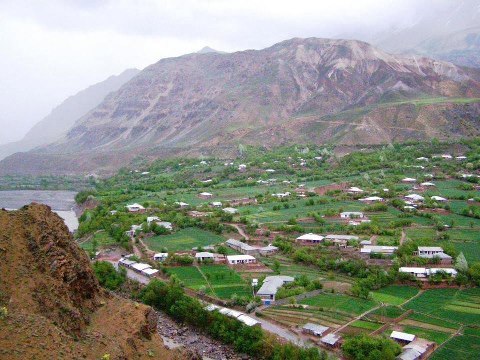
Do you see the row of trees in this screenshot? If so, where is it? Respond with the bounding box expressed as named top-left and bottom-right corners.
top-left (140, 279), bottom-right (328, 360)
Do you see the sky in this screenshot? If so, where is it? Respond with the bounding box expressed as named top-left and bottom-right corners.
top-left (0, 0), bottom-right (469, 144)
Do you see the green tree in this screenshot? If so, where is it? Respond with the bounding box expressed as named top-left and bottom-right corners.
top-left (92, 261), bottom-right (126, 290)
top-left (342, 334), bottom-right (401, 360)
top-left (455, 252), bottom-right (469, 273)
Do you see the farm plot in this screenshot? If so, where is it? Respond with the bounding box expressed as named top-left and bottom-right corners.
top-left (199, 265), bottom-right (251, 299)
top-left (404, 288), bottom-right (480, 326)
top-left (369, 306), bottom-right (405, 320)
top-left (144, 227), bottom-right (226, 252)
top-left (370, 286), bottom-right (419, 306)
top-left (80, 231), bottom-right (116, 252)
top-left (260, 305), bottom-right (354, 329)
top-left (430, 328), bottom-right (480, 360)
top-left (166, 266), bottom-right (211, 293)
top-left (300, 293), bottom-right (377, 315)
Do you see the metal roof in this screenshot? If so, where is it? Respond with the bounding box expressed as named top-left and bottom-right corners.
top-left (321, 333), bottom-right (341, 345)
top-left (390, 331), bottom-right (415, 342)
top-left (302, 323), bottom-right (329, 335)
top-left (257, 276), bottom-right (294, 296)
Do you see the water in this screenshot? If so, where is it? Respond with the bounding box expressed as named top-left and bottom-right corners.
top-left (0, 190), bottom-right (79, 231)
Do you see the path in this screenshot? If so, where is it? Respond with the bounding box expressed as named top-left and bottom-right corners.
top-left (195, 265), bottom-right (216, 296)
top-left (333, 305), bottom-right (381, 334)
top-left (370, 235), bottom-right (378, 245)
top-left (229, 223), bottom-right (249, 240)
top-left (400, 229), bottom-right (407, 245)
top-left (399, 289), bottom-right (424, 307)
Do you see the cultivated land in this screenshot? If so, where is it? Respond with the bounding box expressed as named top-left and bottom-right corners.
top-left (47, 139), bottom-right (480, 359)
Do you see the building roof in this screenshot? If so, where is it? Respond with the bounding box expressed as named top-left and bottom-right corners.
top-left (257, 276), bottom-right (294, 296)
top-left (420, 182), bottom-right (435, 186)
top-left (296, 233), bottom-right (324, 241)
top-left (326, 234), bottom-right (359, 241)
top-left (126, 203), bottom-right (145, 209)
top-left (223, 207), bottom-right (238, 213)
top-left (396, 348), bottom-right (422, 360)
top-left (399, 267), bottom-right (427, 274)
top-left (119, 258), bottom-right (136, 266)
top-left (260, 245), bottom-right (278, 251)
top-left (195, 252), bottom-right (214, 258)
top-left (200, 192), bottom-right (213, 196)
top-left (402, 178), bottom-right (417, 182)
top-left (211, 201), bottom-right (222, 206)
top-left (142, 268), bottom-right (159, 276)
top-left (341, 211), bottom-right (364, 216)
top-left (225, 239), bottom-right (257, 251)
top-left (418, 246), bottom-right (444, 252)
top-left (227, 255), bottom-right (256, 261)
top-left (131, 263), bottom-right (152, 271)
top-left (431, 196), bottom-right (447, 201)
top-left (361, 245), bottom-right (398, 254)
top-left (347, 187), bottom-right (364, 192)
top-left (405, 194), bottom-right (425, 201)
top-left (321, 333), bottom-right (341, 345)
top-left (419, 252), bottom-right (452, 259)
top-left (302, 323), bottom-right (329, 335)
top-left (359, 196), bottom-right (384, 202)
top-left (391, 331), bottom-right (415, 342)
top-left (154, 253), bottom-right (168, 258)
top-left (237, 314), bottom-right (260, 327)
top-left (427, 268), bottom-right (457, 276)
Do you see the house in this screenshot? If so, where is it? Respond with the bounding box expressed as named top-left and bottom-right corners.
top-left (391, 331), bottom-right (415, 344)
top-left (204, 304), bottom-right (260, 327)
top-left (420, 182), bottom-right (435, 187)
top-left (142, 268), bottom-right (159, 277)
top-left (126, 203), bottom-right (145, 213)
top-left (399, 267), bottom-right (428, 278)
top-left (402, 178), bottom-right (417, 183)
top-left (415, 246), bottom-right (452, 264)
top-left (227, 255), bottom-right (257, 265)
top-left (126, 224), bottom-right (142, 237)
top-left (156, 221), bottom-right (173, 231)
top-left (427, 268), bottom-right (457, 277)
top-left (296, 233), bottom-right (324, 244)
top-left (223, 207), bottom-right (238, 214)
top-left (360, 240), bottom-right (372, 246)
top-left (456, 156), bottom-right (467, 161)
top-left (195, 252), bottom-right (215, 262)
top-left (340, 211), bottom-right (364, 219)
top-left (349, 219), bottom-right (371, 226)
top-left (346, 186), bottom-right (364, 194)
top-left (265, 169), bottom-right (276, 173)
top-left (141, 171), bottom-right (150, 175)
top-left (361, 245), bottom-right (398, 255)
top-left (230, 197), bottom-right (257, 206)
top-left (225, 239), bottom-right (259, 255)
top-left (211, 201), bottom-right (223, 208)
top-left (147, 216), bottom-right (160, 224)
top-left (201, 179), bottom-right (213, 184)
top-left (272, 192), bottom-right (291, 198)
top-left (238, 164), bottom-right (247, 172)
top-left (153, 253), bottom-right (168, 262)
top-left (431, 196), bottom-right (447, 202)
top-left (175, 201), bottom-right (190, 208)
top-left (416, 157), bottom-right (429, 161)
top-left (131, 263), bottom-right (152, 273)
top-left (256, 275), bottom-right (294, 304)
top-left (302, 323), bottom-right (329, 337)
top-left (325, 234), bottom-right (359, 242)
top-left (118, 258), bottom-right (136, 268)
top-left (397, 339), bottom-right (434, 360)
top-left (258, 245), bottom-right (279, 256)
top-left (321, 333), bottom-right (341, 348)
top-left (405, 194), bottom-right (425, 202)
top-left (359, 196), bottom-right (384, 203)
top-left (199, 192), bottom-right (213, 199)
top-left (188, 210), bottom-right (210, 218)
top-left (441, 154), bottom-right (452, 160)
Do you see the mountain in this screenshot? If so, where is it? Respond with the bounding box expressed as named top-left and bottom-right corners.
top-left (0, 68), bottom-right (140, 161)
top-left (1, 37), bottom-right (480, 175)
top-left (0, 204), bottom-right (183, 359)
top-left (197, 46), bottom-right (225, 54)
top-left (370, 0), bottom-right (480, 68)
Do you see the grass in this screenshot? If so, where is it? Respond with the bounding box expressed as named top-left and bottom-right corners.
top-left (144, 227), bottom-right (226, 252)
top-left (370, 306), bottom-right (405, 319)
top-left (370, 286), bottom-right (419, 306)
top-left (407, 312), bottom-right (460, 330)
top-left (351, 320), bottom-right (383, 331)
top-left (430, 328), bottom-right (480, 360)
top-left (166, 265), bottom-right (250, 299)
top-left (404, 288), bottom-right (480, 326)
top-left (80, 231), bottom-right (116, 251)
top-left (300, 293), bottom-right (377, 315)
top-left (401, 325), bottom-right (451, 344)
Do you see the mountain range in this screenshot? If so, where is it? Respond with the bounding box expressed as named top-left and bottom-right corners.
top-left (1, 37), bottom-right (480, 175)
top-left (0, 68), bottom-right (139, 161)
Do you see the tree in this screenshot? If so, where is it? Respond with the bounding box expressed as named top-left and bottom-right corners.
top-left (342, 334), bottom-right (401, 360)
top-left (455, 252), bottom-right (469, 273)
top-left (272, 260), bottom-right (281, 274)
top-left (468, 262), bottom-right (480, 286)
top-left (93, 261), bottom-right (126, 290)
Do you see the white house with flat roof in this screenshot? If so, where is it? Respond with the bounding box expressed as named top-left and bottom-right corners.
top-left (405, 194), bottom-right (425, 202)
top-left (391, 331), bottom-right (415, 343)
top-left (359, 196), bottom-right (384, 203)
top-left (431, 196), bottom-right (447, 202)
top-left (296, 233), bottom-right (324, 244)
top-left (153, 253), bottom-right (168, 262)
top-left (402, 178), bottom-right (417, 183)
top-left (126, 203), bottom-right (145, 212)
top-left (227, 255), bottom-right (257, 265)
top-left (340, 211), bottom-right (364, 219)
top-left (256, 275), bottom-right (294, 304)
top-left (195, 252), bottom-right (215, 262)
top-left (302, 323), bottom-right (329, 337)
top-left (361, 245), bottom-right (398, 255)
top-left (347, 186), bottom-right (364, 194)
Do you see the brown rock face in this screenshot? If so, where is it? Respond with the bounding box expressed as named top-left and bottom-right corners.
top-left (0, 203), bottom-right (101, 335)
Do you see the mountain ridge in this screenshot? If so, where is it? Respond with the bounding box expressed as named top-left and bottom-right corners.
top-left (1, 37), bottom-right (480, 175)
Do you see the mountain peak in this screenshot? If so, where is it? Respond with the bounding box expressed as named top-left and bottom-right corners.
top-left (197, 46), bottom-right (224, 54)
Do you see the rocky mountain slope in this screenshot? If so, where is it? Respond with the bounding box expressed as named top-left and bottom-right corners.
top-left (2, 37), bottom-right (480, 175)
top-left (0, 68), bottom-right (140, 161)
top-left (0, 204), bottom-right (183, 359)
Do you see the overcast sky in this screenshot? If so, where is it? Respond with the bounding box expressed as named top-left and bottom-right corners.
top-left (0, 0), bottom-right (467, 144)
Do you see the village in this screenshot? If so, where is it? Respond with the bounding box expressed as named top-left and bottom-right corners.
top-left (76, 141), bottom-right (480, 360)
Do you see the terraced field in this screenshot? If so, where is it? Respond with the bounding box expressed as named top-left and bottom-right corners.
top-left (144, 227), bottom-right (226, 252)
top-left (300, 293), bottom-right (377, 314)
top-left (370, 286), bottom-right (419, 305)
top-left (431, 328), bottom-right (480, 360)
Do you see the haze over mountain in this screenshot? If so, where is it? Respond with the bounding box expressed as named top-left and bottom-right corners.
top-left (1, 37), bottom-right (479, 175)
top-left (0, 68), bottom-right (139, 161)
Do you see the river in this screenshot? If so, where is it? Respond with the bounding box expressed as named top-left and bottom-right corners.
top-left (0, 190), bottom-right (79, 232)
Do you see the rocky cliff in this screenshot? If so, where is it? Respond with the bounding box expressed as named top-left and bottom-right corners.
top-left (0, 204), bottom-right (183, 359)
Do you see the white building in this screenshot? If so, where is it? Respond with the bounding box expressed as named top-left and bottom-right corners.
top-left (156, 221), bottom-right (173, 231)
top-left (175, 201), bottom-right (190, 208)
top-left (405, 194), bottom-right (425, 202)
top-left (211, 201), bottom-right (223, 207)
top-left (296, 233), bottom-right (324, 244)
top-left (256, 275), bottom-right (294, 304)
top-left (142, 268), bottom-right (159, 277)
top-left (420, 182), bottom-right (435, 187)
top-left (390, 331), bottom-right (415, 343)
top-left (359, 196), bottom-right (384, 202)
top-left (153, 253), bottom-right (168, 262)
top-left (431, 196), bottom-right (447, 202)
top-left (347, 187), bottom-right (364, 194)
top-left (361, 245), bottom-right (398, 255)
top-left (402, 178), bottom-right (417, 183)
top-left (223, 207), bottom-right (238, 214)
top-left (199, 192), bottom-right (213, 199)
top-left (302, 323), bottom-right (329, 337)
top-left (227, 255), bottom-right (257, 265)
top-left (125, 203), bottom-right (145, 212)
top-left (147, 216), bottom-right (160, 224)
top-left (340, 211), bottom-right (364, 219)
top-left (238, 164), bottom-right (247, 172)
top-left (195, 252), bottom-right (215, 262)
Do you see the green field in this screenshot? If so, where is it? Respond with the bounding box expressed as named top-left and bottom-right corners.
top-left (401, 325), bottom-right (451, 344)
top-left (166, 265), bottom-right (250, 299)
top-left (144, 227), bottom-right (226, 252)
top-left (431, 328), bottom-right (480, 360)
top-left (80, 231), bottom-right (116, 251)
top-left (300, 293), bottom-right (377, 315)
top-left (369, 306), bottom-right (405, 319)
top-left (351, 320), bottom-right (383, 331)
top-left (404, 288), bottom-right (480, 326)
top-left (370, 286), bottom-right (419, 305)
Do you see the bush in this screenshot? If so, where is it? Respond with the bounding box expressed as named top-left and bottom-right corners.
top-left (93, 261), bottom-right (126, 290)
top-left (342, 334), bottom-right (401, 360)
